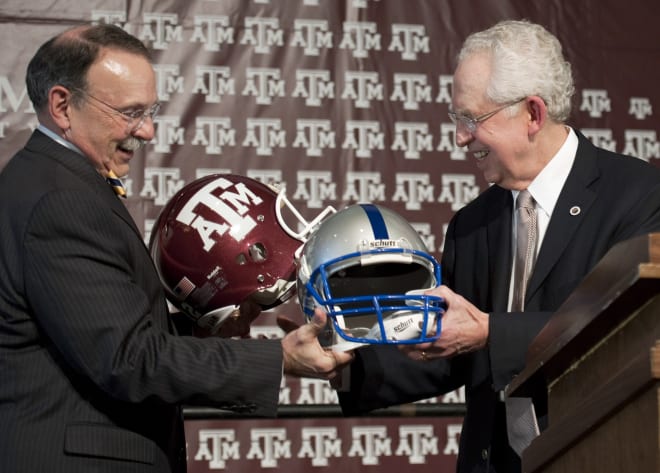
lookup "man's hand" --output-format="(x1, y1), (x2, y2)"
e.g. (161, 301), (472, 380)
(281, 307), (354, 379)
(401, 285), (489, 361)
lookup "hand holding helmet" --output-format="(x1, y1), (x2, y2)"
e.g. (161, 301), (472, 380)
(399, 284), (489, 362)
(281, 307), (355, 379)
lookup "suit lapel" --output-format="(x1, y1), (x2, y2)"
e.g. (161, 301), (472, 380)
(26, 131), (144, 241)
(487, 187), (514, 312)
(525, 133), (599, 304)
(107, 194), (143, 240)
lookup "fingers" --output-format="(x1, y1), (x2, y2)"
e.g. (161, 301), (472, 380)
(399, 344), (432, 361)
(319, 350), (354, 382)
(310, 307), (328, 330)
(424, 284), (450, 297)
(280, 306), (355, 380)
(332, 347), (355, 367)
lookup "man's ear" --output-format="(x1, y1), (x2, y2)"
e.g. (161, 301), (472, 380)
(48, 85), (73, 131)
(526, 95), (547, 136)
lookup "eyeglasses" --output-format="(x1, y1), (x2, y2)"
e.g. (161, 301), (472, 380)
(448, 98), (526, 134)
(75, 89), (161, 133)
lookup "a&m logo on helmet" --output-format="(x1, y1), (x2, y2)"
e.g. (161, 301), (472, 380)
(175, 176), (264, 251)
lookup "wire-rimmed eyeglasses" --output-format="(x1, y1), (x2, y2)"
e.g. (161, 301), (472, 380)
(448, 97), (526, 134)
(74, 89), (161, 133)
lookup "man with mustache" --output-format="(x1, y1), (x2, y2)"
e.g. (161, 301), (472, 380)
(0, 23), (353, 473)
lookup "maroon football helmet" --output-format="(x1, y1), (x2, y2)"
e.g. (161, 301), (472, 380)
(149, 174), (334, 334)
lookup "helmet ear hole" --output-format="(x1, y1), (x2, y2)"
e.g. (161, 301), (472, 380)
(249, 242), (268, 262)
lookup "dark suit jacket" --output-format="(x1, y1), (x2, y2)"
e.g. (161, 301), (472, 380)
(337, 131), (660, 473)
(0, 130), (285, 472)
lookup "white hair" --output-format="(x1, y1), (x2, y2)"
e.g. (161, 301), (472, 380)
(458, 20), (575, 122)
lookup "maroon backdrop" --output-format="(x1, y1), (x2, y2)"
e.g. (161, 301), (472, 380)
(1, 0), (659, 471)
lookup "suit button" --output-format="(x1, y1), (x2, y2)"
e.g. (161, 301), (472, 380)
(481, 449), (488, 460)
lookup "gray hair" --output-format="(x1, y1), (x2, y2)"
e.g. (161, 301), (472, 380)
(458, 20), (574, 122)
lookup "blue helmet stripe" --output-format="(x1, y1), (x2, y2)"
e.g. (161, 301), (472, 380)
(360, 203), (389, 239)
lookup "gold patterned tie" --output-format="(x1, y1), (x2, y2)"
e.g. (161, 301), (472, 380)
(511, 190), (537, 311)
(106, 170), (127, 198)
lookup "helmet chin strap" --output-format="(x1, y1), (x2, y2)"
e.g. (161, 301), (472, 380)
(196, 279), (297, 334)
(404, 288), (431, 304)
(197, 305), (241, 333)
(250, 279), (296, 308)
(320, 290), (444, 349)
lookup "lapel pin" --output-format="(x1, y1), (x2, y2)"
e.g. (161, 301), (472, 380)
(569, 206), (581, 216)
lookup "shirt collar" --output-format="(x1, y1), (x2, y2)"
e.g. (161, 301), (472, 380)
(517, 127), (578, 217)
(37, 124), (85, 156)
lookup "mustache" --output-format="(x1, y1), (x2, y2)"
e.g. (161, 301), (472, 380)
(119, 136), (147, 151)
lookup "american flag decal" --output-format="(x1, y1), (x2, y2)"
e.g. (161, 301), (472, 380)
(173, 277), (196, 299)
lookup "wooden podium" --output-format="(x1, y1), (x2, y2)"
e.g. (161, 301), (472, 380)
(507, 233), (660, 473)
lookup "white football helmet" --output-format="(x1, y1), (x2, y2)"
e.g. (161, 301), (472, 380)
(297, 203), (444, 351)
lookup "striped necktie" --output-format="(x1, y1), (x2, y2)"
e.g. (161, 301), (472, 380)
(511, 189), (537, 311)
(505, 189), (540, 457)
(106, 170), (127, 198)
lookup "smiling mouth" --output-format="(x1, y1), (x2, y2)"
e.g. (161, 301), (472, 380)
(474, 150), (489, 161)
(118, 137), (146, 154)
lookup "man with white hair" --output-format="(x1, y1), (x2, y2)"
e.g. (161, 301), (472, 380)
(335, 19), (660, 473)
